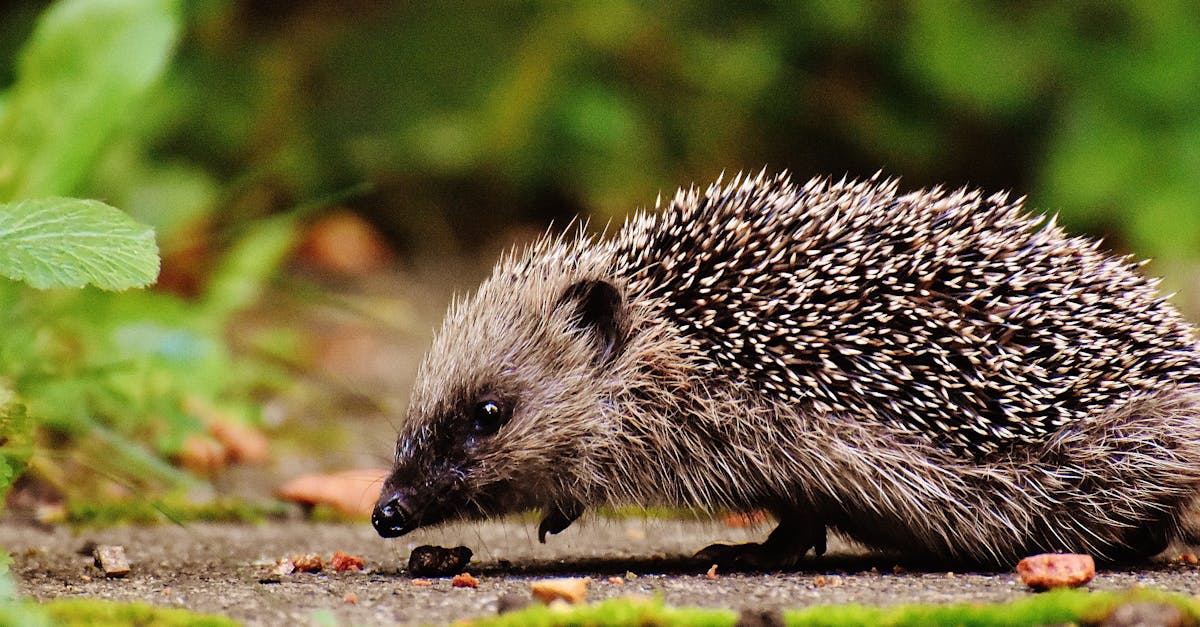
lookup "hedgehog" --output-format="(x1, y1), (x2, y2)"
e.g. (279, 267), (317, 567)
(372, 171), (1200, 566)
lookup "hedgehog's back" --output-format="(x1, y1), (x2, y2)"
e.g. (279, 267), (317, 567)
(614, 173), (1200, 457)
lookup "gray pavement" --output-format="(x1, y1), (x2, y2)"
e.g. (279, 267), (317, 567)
(4, 517), (1200, 625)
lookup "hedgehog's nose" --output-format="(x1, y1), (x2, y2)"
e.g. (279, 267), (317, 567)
(372, 491), (416, 538)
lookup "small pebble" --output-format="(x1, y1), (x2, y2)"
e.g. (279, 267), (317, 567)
(496, 593), (531, 614)
(705, 564), (719, 580)
(330, 551), (365, 572)
(1016, 553), (1095, 590)
(531, 578), (589, 604)
(93, 545), (130, 578)
(408, 545), (473, 577)
(292, 553), (323, 573)
(271, 558), (295, 577)
(451, 572), (479, 588)
(734, 608), (785, 627)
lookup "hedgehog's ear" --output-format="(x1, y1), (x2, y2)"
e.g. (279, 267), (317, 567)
(558, 279), (626, 362)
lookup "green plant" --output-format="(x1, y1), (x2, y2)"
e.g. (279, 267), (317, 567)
(0, 0), (299, 508)
(0, 196), (161, 497)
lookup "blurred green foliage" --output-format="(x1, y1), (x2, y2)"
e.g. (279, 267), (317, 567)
(0, 0), (179, 200)
(0, 0), (297, 507)
(0, 398), (32, 505)
(1, 0), (1193, 265)
(2, 1), (1186, 261)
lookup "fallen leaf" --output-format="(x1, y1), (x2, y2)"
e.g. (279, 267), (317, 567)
(178, 435), (225, 475)
(276, 469), (388, 518)
(297, 210), (394, 276)
(209, 419), (270, 465)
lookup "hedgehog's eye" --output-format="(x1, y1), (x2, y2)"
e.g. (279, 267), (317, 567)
(471, 399), (509, 436)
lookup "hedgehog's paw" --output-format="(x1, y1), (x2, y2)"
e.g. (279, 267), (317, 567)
(695, 517), (824, 570)
(693, 540), (812, 570)
(537, 500), (584, 543)
(1096, 523), (1171, 563)
(694, 542), (776, 569)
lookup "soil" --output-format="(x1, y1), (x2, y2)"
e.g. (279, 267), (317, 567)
(5, 516), (1200, 626)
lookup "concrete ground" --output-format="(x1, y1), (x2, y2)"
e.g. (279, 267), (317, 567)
(4, 516), (1200, 626)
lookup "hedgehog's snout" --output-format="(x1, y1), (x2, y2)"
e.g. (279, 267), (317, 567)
(372, 490), (417, 538)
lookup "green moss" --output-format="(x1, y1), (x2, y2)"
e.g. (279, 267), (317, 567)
(64, 498), (286, 527)
(0, 598), (237, 627)
(791, 588), (1200, 626)
(41, 598), (238, 627)
(594, 506), (712, 521)
(471, 589), (1200, 627)
(478, 597), (736, 627)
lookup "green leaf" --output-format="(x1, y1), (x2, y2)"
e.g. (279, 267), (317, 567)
(0, 0), (181, 200)
(0, 197), (160, 290)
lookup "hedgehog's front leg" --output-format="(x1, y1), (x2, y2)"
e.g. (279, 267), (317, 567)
(537, 500), (584, 543)
(695, 515), (825, 570)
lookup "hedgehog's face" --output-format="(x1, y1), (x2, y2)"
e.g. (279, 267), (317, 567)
(373, 270), (628, 538)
